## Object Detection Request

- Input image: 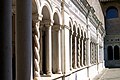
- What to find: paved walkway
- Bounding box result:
[94,68,120,80]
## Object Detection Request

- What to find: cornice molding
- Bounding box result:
[71,0,90,17]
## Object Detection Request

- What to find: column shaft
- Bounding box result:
[33,20,41,80]
[57,29,62,73]
[87,38,90,66]
[16,0,32,79]
[81,39,84,66]
[0,0,12,80]
[70,34,73,70]
[77,37,80,68]
[74,36,77,68]
[46,26,52,75]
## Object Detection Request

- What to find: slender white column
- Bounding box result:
[113,46,114,60]
[71,33,75,69]
[16,0,32,79]
[70,31,73,70]
[0,0,12,80]
[81,38,84,66]
[74,34,77,69]
[39,24,44,75]
[44,21,53,75]
[57,26,62,74]
[77,36,80,68]
[52,25,62,74]
[86,30,90,66]
[83,38,87,66]
[87,38,90,66]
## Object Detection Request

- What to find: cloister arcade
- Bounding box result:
[0,0,105,80]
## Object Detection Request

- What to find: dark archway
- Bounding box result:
[52,12,60,74]
[69,21,72,70]
[114,45,119,60]
[107,46,113,60]
[80,30,83,66]
[72,25,76,68]
[41,6,51,74]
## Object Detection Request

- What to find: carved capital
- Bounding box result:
[44,20,54,26]
[52,24,62,31]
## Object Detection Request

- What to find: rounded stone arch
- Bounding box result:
[52,12,61,74]
[72,21,77,33]
[106,6,118,19]
[42,6,51,20]
[53,12,60,25]
[53,7,62,25]
[41,1,53,21]
[69,18,73,31]
[40,1,53,75]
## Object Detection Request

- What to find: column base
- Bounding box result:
[57,69,62,74]
[46,71,52,76]
[73,65,77,69]
[77,63,80,68]
[70,67,73,70]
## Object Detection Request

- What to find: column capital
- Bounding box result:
[43,20,54,27]
[52,24,62,31]
[70,30,74,35]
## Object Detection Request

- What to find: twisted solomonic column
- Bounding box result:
[33,20,41,80]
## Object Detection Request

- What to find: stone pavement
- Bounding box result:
[93,68,120,80]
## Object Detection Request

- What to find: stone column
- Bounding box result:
[81,37,84,66]
[112,46,114,60]
[44,20,53,75]
[86,31,90,66]
[83,38,87,66]
[32,14,42,80]
[70,31,73,70]
[54,25,62,74]
[74,33,77,69]
[39,24,44,75]
[72,34,75,68]
[16,0,32,79]
[77,36,80,68]
[0,0,12,80]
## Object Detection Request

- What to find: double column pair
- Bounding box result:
[40,21,62,75]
